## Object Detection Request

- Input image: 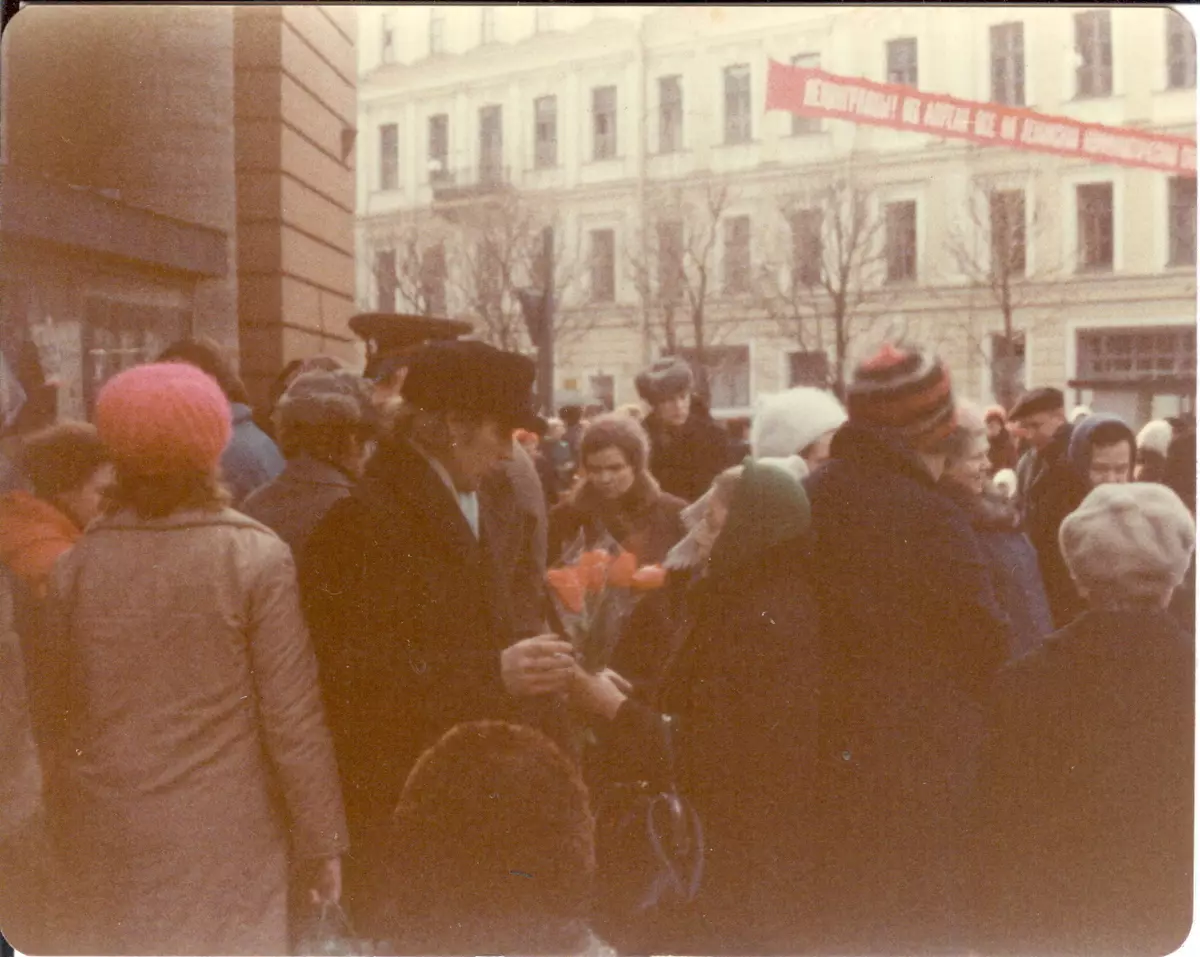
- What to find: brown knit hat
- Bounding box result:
[846,343,957,452]
[95,363,232,476]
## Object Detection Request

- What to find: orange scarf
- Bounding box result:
[0,491,81,595]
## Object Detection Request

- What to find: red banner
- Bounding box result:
[765,60,1196,177]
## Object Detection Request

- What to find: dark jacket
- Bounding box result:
[594,462,822,955]
[643,397,738,503]
[940,479,1054,661]
[298,438,564,932]
[803,424,1012,953]
[974,609,1194,956]
[1018,423,1087,629]
[240,454,355,555]
[222,402,286,505]
[986,430,1017,475]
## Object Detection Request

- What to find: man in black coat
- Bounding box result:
[1009,387,1084,627]
[974,482,1196,955]
[636,357,739,503]
[298,341,575,934]
[803,343,1013,954]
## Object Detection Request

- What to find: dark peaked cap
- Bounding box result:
[1009,387,1066,421]
[401,340,545,432]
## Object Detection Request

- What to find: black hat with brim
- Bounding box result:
[1009,387,1065,422]
[401,340,545,433]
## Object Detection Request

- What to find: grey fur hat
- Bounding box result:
[635,357,694,406]
[276,369,373,430]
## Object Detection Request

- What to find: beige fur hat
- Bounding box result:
[1059,482,1196,603]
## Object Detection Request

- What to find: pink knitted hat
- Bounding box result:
[95,363,232,476]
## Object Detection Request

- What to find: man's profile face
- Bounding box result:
[656,392,691,428]
[1089,441,1133,488]
[446,415,513,491]
[1016,410,1065,451]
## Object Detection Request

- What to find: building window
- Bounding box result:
[886,38,918,88]
[429,8,445,55]
[535,7,554,33]
[989,189,1026,277]
[1076,182,1114,271]
[1077,327,1196,382]
[790,54,822,134]
[481,7,496,44]
[989,22,1025,106]
[1169,176,1197,266]
[1075,10,1113,98]
[988,331,1027,398]
[790,208,823,287]
[658,75,684,154]
[380,13,395,64]
[379,123,399,191]
[592,86,618,160]
[427,114,449,180]
[680,345,751,409]
[657,220,684,304]
[789,350,830,389]
[376,249,397,311]
[723,215,751,295]
[1167,11,1197,90]
[421,244,447,316]
[590,229,615,302]
[534,95,557,169]
[479,105,503,183]
[723,64,752,144]
[590,374,616,411]
[885,200,918,282]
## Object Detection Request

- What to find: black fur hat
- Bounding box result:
[635,357,694,406]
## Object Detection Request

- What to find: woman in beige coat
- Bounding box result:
[25,363,348,956]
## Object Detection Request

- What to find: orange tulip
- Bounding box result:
[577,549,612,593]
[631,564,667,591]
[607,550,639,589]
[547,567,585,614]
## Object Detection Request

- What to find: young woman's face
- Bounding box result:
[656,393,691,428]
[584,446,636,500]
[943,432,991,497]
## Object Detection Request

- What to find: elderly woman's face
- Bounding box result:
[585,446,636,500]
[944,431,991,497]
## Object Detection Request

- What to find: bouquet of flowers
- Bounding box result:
[546,529,667,673]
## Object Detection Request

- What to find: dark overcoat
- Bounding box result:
[298,438,565,930]
[973,608,1194,955]
[803,424,1012,953]
[643,397,738,504]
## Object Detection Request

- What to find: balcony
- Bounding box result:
[429,164,514,208]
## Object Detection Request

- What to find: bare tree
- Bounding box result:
[627,180,734,401]
[943,179,1053,410]
[755,177,890,398]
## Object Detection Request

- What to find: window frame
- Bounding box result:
[479,104,504,182]
[657,219,684,304]
[658,75,684,154]
[886,37,919,89]
[376,249,397,312]
[989,21,1025,106]
[679,344,752,410]
[427,114,449,178]
[884,199,918,282]
[989,188,1027,278]
[1166,11,1197,90]
[722,214,752,296]
[1074,9,1113,99]
[790,53,823,134]
[420,244,447,316]
[1075,181,1115,272]
[1168,175,1197,267]
[379,123,399,191]
[592,86,618,161]
[589,228,616,303]
[534,95,558,169]
[723,64,753,145]
[789,207,823,287]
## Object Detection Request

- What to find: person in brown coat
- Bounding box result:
[25,363,347,956]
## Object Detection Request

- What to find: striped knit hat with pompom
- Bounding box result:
[95,362,232,476]
[846,343,957,452]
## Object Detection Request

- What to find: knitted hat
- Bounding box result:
[1136,419,1175,457]
[845,343,957,452]
[1059,482,1197,603]
[95,363,232,476]
[635,357,694,406]
[750,387,848,459]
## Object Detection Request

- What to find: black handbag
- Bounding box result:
[593,714,705,918]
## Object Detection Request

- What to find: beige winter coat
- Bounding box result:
[26,508,348,956]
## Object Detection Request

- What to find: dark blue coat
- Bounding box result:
[803,424,1012,953]
[974,608,1193,955]
[222,402,285,505]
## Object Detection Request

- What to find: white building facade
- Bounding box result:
[357,4,1197,425]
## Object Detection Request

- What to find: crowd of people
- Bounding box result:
[0,332,1195,957]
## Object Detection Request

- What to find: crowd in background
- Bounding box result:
[0,331,1195,957]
